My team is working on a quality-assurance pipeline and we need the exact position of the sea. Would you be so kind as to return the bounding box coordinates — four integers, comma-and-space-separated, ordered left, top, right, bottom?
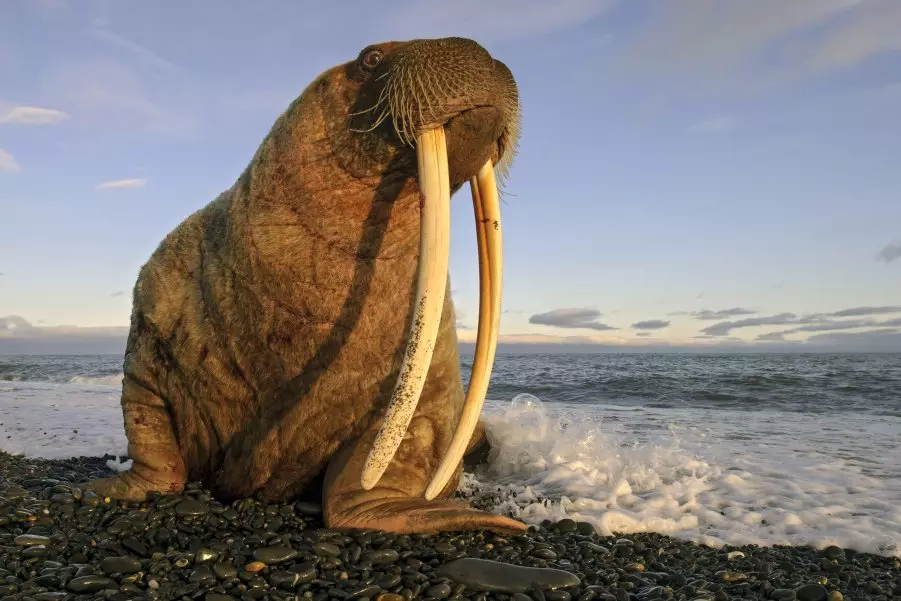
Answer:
1, 352, 900, 557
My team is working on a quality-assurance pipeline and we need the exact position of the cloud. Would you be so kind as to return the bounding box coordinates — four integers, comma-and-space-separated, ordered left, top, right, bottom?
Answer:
683, 308, 757, 320
40, 59, 194, 135
529, 308, 617, 331
757, 332, 786, 342
827, 305, 901, 317
808, 0, 901, 72
635, 332, 653, 338
0, 104, 69, 125
0, 148, 21, 173
878, 242, 901, 263
632, 319, 670, 330
376, 0, 615, 43
110, 291, 125, 297
96, 178, 146, 190
87, 26, 179, 72
701, 312, 800, 336
0, 315, 128, 354
688, 116, 736, 133
628, 1, 859, 69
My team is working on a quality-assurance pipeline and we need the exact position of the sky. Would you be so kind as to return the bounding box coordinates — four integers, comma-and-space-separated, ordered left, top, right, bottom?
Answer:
1, 0, 900, 354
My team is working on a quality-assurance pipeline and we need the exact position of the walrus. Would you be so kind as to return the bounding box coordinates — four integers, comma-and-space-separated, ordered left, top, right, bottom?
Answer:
83, 36, 526, 535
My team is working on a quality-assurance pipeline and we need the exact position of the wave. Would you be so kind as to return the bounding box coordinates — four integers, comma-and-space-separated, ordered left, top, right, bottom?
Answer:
68, 375, 124, 387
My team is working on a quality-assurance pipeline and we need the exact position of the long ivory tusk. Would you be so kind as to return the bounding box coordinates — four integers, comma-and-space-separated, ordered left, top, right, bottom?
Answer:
424, 160, 502, 500
360, 127, 452, 491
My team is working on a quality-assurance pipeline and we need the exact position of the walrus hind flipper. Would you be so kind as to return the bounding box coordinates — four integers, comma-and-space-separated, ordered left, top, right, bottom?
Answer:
81, 376, 187, 502
322, 416, 527, 535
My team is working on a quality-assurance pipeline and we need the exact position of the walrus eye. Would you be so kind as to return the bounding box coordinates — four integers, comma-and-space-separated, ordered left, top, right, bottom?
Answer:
361, 49, 383, 71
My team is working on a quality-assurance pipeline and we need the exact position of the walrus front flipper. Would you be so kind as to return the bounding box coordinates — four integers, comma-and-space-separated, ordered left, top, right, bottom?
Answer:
82, 376, 187, 501
323, 415, 527, 535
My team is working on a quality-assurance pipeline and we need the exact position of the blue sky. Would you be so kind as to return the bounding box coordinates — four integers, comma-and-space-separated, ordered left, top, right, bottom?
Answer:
1, 0, 900, 353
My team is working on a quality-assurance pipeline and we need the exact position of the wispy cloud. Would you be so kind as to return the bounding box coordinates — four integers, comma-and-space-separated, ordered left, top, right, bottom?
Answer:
529, 308, 617, 331
0, 104, 69, 125
724, 308, 901, 339
688, 116, 736, 133
827, 305, 901, 317
378, 0, 615, 43
632, 319, 670, 330
808, 1, 901, 72
110, 290, 125, 297
96, 178, 146, 190
41, 59, 195, 135
627, 1, 865, 71
678, 308, 757, 320
0, 148, 21, 173
701, 312, 800, 336
878, 242, 901, 263
87, 26, 179, 72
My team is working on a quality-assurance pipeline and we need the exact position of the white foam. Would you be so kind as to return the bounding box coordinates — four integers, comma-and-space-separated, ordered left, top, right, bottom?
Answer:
467, 394, 901, 557
1, 380, 899, 558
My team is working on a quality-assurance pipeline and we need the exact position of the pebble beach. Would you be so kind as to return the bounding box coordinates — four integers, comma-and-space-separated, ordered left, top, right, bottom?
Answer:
2, 452, 899, 601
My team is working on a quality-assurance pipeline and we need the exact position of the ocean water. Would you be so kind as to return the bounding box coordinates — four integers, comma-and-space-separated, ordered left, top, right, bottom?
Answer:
1, 352, 900, 557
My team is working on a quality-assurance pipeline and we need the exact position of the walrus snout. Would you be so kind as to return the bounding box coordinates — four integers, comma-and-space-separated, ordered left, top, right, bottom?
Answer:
359, 37, 515, 499
351, 36, 521, 184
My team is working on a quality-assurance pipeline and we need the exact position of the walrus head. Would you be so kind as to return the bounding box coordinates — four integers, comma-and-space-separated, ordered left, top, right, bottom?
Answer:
336, 37, 520, 498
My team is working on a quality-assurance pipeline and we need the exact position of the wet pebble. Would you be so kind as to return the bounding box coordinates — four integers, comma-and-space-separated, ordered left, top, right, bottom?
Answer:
435, 558, 580, 593
66, 574, 116, 593
175, 497, 210, 516
252, 546, 298, 564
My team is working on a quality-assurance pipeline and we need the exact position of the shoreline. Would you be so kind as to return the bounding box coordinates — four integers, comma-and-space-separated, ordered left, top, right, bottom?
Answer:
1, 452, 898, 601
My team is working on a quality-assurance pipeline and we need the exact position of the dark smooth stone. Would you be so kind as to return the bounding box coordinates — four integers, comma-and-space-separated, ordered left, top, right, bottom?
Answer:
426, 583, 452, 599
347, 585, 382, 599
822, 546, 845, 561
294, 502, 322, 516
33, 593, 70, 601
532, 549, 558, 561
100, 556, 142, 574
50, 492, 75, 504
175, 498, 210, 517
13, 534, 50, 547
213, 563, 238, 580
3, 485, 29, 499
377, 574, 403, 589
313, 542, 342, 557
545, 591, 571, 601
253, 546, 298, 564
195, 548, 218, 563
364, 549, 400, 564
435, 558, 580, 594
66, 575, 116, 593
576, 522, 596, 535
269, 571, 301, 589
121, 537, 150, 557
770, 589, 796, 600
22, 545, 49, 558
205, 594, 237, 601
553, 519, 578, 533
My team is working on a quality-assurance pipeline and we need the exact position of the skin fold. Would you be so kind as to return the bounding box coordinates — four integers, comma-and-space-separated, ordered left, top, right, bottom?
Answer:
83, 37, 526, 535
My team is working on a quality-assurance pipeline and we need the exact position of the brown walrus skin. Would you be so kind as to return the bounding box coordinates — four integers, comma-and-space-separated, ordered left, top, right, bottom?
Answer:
83, 37, 527, 534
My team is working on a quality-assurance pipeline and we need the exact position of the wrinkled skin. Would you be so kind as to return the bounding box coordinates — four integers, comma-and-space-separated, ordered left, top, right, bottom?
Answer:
83, 37, 526, 535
